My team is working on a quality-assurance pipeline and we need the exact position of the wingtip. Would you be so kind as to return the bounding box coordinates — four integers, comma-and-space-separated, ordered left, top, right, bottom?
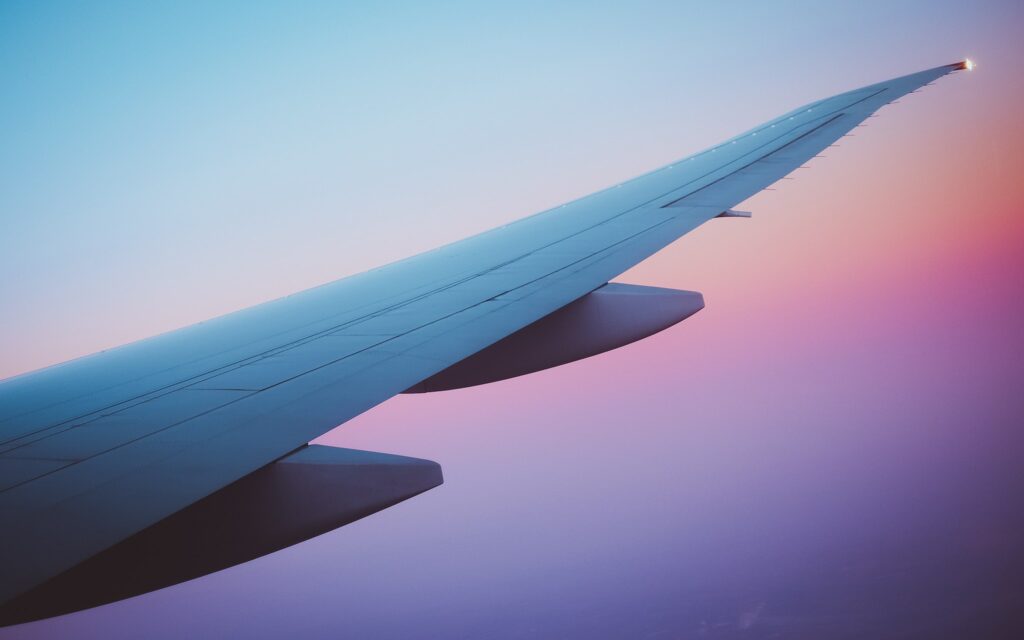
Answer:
952, 59, 975, 71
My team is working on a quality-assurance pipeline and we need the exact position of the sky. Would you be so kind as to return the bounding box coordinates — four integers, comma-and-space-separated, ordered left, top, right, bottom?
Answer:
1, 1, 1023, 638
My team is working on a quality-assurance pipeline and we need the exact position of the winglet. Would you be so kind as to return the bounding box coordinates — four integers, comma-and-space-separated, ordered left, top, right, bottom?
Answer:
716, 209, 752, 219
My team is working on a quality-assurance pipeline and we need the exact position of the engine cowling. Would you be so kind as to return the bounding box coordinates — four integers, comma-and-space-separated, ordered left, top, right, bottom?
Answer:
405, 282, 704, 393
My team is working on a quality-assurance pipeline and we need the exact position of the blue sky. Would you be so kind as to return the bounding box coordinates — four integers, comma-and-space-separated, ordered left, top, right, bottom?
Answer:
2, 2, 1022, 638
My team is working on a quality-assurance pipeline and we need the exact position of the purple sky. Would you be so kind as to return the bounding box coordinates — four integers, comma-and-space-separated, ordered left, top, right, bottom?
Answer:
2, 1, 1022, 637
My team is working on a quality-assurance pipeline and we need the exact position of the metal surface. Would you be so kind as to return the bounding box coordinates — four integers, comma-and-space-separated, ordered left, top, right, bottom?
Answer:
406, 283, 704, 392
0, 63, 967, 610
0, 445, 442, 625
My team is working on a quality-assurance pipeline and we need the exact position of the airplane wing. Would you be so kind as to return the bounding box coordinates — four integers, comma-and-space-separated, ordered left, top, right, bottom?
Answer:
0, 62, 970, 624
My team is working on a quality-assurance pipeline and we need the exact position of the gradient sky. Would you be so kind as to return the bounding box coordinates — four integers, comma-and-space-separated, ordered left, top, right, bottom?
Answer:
2, 1, 1023, 638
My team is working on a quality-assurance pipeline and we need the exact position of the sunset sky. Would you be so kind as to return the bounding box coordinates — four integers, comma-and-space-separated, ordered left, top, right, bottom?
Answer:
2, 1, 1022, 637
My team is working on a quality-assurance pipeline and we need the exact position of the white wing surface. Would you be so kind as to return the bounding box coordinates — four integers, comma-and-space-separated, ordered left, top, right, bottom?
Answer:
0, 62, 968, 618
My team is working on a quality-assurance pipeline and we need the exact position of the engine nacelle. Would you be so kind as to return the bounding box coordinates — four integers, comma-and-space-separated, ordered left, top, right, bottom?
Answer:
405, 282, 704, 393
